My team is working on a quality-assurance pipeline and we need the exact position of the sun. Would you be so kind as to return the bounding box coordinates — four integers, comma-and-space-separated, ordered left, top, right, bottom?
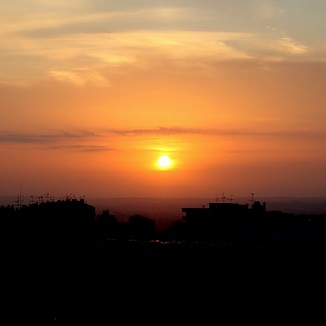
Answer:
157, 155, 172, 169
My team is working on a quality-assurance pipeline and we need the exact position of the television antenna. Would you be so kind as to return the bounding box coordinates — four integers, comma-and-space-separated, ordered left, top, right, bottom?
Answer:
250, 193, 255, 206
44, 193, 50, 202
14, 183, 24, 209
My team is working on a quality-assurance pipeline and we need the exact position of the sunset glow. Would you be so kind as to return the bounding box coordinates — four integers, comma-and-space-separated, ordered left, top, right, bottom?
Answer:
0, 1, 326, 199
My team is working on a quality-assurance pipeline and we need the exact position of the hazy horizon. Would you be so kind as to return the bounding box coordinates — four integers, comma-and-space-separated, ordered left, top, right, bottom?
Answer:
2, 194, 326, 231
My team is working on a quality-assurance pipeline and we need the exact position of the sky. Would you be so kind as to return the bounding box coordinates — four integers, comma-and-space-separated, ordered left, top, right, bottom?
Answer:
1, 0, 326, 200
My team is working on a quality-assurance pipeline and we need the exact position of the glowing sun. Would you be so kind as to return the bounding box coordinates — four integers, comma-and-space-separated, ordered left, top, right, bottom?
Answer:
157, 155, 171, 169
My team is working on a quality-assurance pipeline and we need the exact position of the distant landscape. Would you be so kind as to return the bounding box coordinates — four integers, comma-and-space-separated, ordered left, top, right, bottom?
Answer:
2, 195, 326, 232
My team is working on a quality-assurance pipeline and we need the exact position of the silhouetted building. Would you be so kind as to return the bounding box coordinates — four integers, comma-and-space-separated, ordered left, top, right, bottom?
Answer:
181, 200, 268, 243
0, 198, 96, 243
181, 199, 326, 246
182, 201, 265, 222
96, 210, 117, 240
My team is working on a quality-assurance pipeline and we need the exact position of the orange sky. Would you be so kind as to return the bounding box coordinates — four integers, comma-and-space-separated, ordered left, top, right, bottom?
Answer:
1, 1, 326, 200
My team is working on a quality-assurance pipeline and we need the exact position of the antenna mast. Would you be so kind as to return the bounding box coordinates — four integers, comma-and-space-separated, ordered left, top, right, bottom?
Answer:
19, 183, 23, 208
251, 192, 255, 206
15, 183, 23, 209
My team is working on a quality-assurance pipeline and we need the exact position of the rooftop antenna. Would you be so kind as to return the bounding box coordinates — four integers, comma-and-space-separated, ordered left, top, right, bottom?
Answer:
14, 183, 23, 209
229, 194, 234, 203
251, 192, 255, 206
221, 192, 226, 203
19, 183, 23, 208
19, 183, 22, 207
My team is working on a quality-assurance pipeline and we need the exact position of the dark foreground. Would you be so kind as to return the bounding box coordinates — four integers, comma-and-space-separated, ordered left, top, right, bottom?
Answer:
2, 239, 326, 323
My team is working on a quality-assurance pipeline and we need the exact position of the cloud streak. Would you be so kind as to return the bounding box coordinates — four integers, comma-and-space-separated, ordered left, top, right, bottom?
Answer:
0, 131, 112, 152
2, 128, 325, 149
48, 144, 112, 152
107, 127, 326, 140
0, 131, 96, 143
48, 69, 111, 87
0, 1, 321, 86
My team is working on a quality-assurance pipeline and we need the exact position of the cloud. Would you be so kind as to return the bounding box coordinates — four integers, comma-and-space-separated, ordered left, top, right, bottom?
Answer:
0, 133, 68, 144
4, 128, 324, 147
255, 1, 285, 19
48, 144, 112, 152
31, 0, 85, 9
0, 131, 113, 152
277, 37, 308, 55
48, 69, 111, 87
0, 28, 254, 86
107, 127, 326, 140
1, 127, 324, 157
0, 0, 320, 86
108, 127, 211, 136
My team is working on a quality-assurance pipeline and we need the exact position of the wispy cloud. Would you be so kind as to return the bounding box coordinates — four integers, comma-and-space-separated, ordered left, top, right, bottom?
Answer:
277, 36, 308, 55
0, 29, 254, 85
1, 127, 325, 145
48, 69, 111, 87
107, 127, 326, 140
48, 144, 111, 152
0, 0, 317, 86
0, 131, 96, 143
108, 127, 211, 136
255, 1, 285, 19
2, 0, 322, 89
0, 131, 113, 152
